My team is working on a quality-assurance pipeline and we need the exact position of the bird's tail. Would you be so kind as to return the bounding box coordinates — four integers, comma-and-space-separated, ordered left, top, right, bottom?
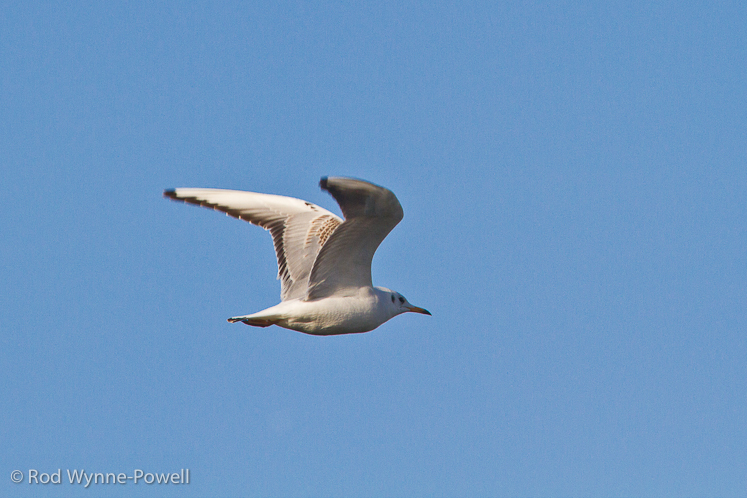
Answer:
228, 303, 287, 328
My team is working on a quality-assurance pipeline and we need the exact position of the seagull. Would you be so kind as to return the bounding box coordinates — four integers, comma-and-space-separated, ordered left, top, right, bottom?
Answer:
164, 177, 430, 335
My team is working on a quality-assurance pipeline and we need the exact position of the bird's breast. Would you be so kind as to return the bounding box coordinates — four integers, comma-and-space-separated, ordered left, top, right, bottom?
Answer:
284, 290, 386, 335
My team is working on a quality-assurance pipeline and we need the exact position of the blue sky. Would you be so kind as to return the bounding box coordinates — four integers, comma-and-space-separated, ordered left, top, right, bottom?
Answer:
2, 2, 746, 497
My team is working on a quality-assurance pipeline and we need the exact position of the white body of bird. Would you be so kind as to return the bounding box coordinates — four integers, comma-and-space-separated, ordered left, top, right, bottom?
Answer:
228, 286, 416, 335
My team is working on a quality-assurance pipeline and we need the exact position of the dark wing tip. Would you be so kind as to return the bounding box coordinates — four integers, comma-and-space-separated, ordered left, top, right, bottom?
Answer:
319, 177, 329, 190
163, 189, 177, 199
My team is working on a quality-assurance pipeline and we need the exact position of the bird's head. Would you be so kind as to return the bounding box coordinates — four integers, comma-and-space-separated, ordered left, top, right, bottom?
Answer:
380, 288, 431, 317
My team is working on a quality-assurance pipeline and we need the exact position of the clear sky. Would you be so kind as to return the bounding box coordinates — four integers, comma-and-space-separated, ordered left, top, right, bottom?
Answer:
2, 2, 746, 497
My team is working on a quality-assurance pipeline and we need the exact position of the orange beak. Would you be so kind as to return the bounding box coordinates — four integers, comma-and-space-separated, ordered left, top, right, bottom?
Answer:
406, 305, 432, 316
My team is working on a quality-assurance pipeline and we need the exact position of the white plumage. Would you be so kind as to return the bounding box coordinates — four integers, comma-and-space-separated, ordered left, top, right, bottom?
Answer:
164, 177, 430, 335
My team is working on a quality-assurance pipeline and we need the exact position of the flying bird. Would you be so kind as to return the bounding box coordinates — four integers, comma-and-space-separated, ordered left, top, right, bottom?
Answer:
164, 177, 430, 335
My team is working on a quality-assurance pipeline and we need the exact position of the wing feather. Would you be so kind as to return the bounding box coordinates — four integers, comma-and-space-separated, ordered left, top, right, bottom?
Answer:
306, 177, 403, 300
164, 188, 341, 301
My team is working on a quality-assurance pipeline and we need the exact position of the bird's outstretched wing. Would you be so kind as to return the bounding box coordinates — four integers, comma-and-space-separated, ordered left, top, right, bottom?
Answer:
164, 188, 342, 301
306, 177, 404, 300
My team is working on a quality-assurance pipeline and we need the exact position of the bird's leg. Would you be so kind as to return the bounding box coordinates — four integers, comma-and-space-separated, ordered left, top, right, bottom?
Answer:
227, 316, 277, 327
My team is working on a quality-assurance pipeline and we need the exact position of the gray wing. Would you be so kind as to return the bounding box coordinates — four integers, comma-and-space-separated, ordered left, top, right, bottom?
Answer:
306, 177, 404, 300
164, 188, 342, 301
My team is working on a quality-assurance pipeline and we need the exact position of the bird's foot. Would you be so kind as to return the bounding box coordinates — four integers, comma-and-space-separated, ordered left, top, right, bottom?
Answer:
227, 316, 276, 327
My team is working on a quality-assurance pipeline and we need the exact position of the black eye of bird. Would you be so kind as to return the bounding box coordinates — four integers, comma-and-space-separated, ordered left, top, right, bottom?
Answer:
391, 295, 395, 303
399, 296, 405, 303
